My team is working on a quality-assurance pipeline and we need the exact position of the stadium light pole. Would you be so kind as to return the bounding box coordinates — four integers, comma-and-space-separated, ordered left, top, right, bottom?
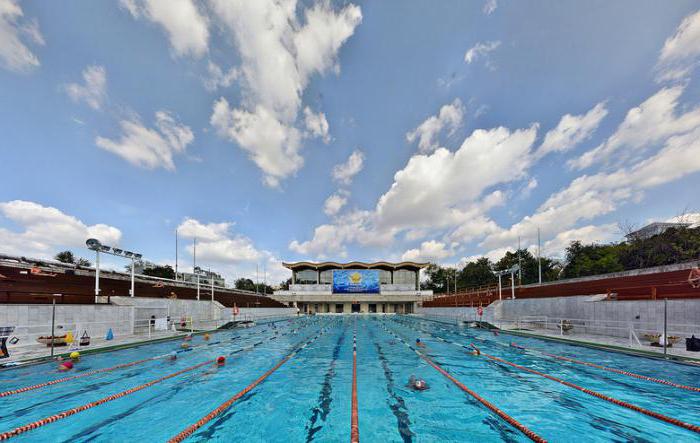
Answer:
86, 239, 142, 299
537, 227, 542, 284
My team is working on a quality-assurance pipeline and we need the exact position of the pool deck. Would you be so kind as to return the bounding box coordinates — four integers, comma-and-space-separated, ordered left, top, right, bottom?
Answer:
1, 330, 189, 368
495, 323, 700, 364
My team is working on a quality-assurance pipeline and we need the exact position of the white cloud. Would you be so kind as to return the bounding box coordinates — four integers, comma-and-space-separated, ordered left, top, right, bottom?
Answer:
483, 0, 497, 15
292, 124, 538, 259
0, 200, 121, 258
655, 9, 700, 82
332, 149, 365, 185
543, 224, 619, 258
96, 110, 194, 170
406, 99, 464, 153
377, 125, 538, 233
209, 0, 361, 184
203, 61, 238, 91
304, 107, 330, 143
211, 100, 302, 188
569, 86, 700, 170
64, 65, 108, 110
464, 40, 500, 64
536, 101, 607, 159
324, 193, 347, 216
401, 240, 452, 262
176, 217, 289, 283
0, 0, 44, 72
483, 123, 700, 251
120, 0, 209, 57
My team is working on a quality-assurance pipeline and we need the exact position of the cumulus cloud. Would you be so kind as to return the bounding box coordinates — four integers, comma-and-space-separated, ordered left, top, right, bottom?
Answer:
202, 61, 238, 91
64, 65, 108, 110
0, 200, 121, 258
209, 0, 361, 185
96, 110, 194, 170
536, 102, 607, 159
655, 9, 700, 82
211, 100, 302, 188
543, 224, 619, 258
324, 193, 347, 216
569, 86, 700, 170
120, 0, 209, 57
406, 99, 464, 153
0, 0, 44, 72
483, 0, 497, 15
483, 122, 700, 251
177, 217, 289, 283
292, 124, 538, 258
401, 240, 452, 262
332, 149, 365, 185
304, 107, 330, 143
464, 41, 500, 65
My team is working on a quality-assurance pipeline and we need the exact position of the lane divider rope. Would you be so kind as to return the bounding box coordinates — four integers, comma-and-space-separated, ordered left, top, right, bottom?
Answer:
167, 324, 333, 443
379, 323, 546, 442
510, 344, 700, 393
471, 344, 700, 435
0, 356, 159, 398
0, 360, 213, 440
351, 333, 359, 443
0, 318, 318, 398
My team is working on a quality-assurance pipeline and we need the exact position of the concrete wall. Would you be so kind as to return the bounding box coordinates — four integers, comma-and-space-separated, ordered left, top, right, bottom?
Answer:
0, 304, 134, 342
418, 297, 700, 338
0, 298, 298, 343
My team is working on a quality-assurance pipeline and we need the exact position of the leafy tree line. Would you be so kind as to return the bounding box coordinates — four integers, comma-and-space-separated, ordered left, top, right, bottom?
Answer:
422, 226, 700, 292
54, 250, 91, 267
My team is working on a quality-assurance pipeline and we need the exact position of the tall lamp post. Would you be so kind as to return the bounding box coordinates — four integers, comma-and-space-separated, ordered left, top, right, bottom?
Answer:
493, 264, 520, 301
86, 238, 142, 299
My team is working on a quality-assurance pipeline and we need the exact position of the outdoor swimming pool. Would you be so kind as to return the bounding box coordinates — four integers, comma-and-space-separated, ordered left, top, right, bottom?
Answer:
0, 315, 698, 442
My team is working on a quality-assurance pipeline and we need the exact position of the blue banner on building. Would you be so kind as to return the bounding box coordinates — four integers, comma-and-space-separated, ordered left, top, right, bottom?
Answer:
332, 269, 380, 294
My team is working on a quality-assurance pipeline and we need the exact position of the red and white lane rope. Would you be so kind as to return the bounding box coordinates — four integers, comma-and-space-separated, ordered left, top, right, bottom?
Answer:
0, 360, 212, 440
351, 333, 360, 443
510, 343, 700, 393
168, 324, 333, 443
379, 323, 546, 442
472, 345, 700, 435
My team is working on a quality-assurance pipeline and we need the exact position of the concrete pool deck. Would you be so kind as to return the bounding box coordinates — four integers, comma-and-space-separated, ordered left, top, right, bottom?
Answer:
498, 325, 700, 364
1, 330, 187, 367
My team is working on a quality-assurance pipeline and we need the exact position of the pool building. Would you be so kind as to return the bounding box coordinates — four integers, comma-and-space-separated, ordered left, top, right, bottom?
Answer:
273, 261, 433, 314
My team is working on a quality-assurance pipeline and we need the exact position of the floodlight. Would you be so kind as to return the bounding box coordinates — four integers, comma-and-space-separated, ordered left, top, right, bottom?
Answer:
86, 238, 102, 250
112, 248, 124, 255
134, 253, 142, 260
123, 251, 134, 258
100, 245, 111, 252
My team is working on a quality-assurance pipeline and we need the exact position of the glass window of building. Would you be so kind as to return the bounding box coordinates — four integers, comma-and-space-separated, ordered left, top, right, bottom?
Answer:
319, 270, 333, 284
295, 269, 318, 284
379, 270, 392, 284
393, 269, 416, 287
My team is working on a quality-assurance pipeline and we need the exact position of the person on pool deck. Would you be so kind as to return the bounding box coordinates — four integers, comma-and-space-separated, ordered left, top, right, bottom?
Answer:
407, 375, 429, 391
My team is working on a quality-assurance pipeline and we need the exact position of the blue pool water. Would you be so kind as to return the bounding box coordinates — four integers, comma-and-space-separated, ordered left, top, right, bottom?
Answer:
0, 315, 698, 442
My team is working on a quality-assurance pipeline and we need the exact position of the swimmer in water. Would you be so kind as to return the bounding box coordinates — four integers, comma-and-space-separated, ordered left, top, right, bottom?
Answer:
415, 338, 425, 348
58, 361, 74, 372
407, 375, 429, 391
181, 342, 191, 349
184, 334, 192, 341
167, 351, 177, 361
203, 333, 210, 341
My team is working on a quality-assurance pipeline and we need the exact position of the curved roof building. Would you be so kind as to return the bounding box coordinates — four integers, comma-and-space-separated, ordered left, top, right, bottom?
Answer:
274, 261, 432, 314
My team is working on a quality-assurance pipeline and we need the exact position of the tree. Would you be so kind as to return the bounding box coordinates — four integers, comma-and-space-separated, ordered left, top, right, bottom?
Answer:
76, 257, 91, 267
142, 265, 176, 280
457, 257, 497, 289
420, 263, 451, 293
561, 241, 624, 278
235, 278, 256, 292
494, 249, 560, 285
55, 250, 75, 264
279, 278, 292, 290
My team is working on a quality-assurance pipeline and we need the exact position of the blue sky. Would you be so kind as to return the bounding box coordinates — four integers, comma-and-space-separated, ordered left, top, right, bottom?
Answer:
1, 0, 699, 284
